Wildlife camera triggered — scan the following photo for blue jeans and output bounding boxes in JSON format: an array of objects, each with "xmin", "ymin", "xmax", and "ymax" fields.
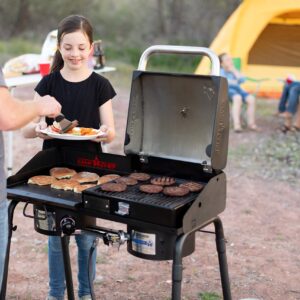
[
  {"xmin": 0, "ymin": 200, "xmax": 8, "ymax": 288},
  {"xmin": 48, "ymin": 234, "xmax": 97, "ymax": 299},
  {"xmin": 278, "ymin": 81, "xmax": 300, "ymax": 113}
]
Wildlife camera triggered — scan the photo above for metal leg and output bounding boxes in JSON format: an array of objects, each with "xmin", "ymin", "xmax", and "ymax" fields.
[
  {"xmin": 214, "ymin": 217, "xmax": 232, "ymax": 300},
  {"xmin": 0, "ymin": 200, "xmax": 19, "ymax": 300},
  {"xmin": 60, "ymin": 236, "xmax": 75, "ymax": 300},
  {"xmin": 171, "ymin": 233, "xmax": 189, "ymax": 300}
]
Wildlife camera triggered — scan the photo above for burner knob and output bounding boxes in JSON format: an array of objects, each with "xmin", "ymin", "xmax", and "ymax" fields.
[{"xmin": 60, "ymin": 216, "xmax": 76, "ymax": 235}]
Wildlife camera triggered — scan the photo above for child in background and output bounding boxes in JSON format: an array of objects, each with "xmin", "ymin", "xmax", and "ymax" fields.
[
  {"xmin": 22, "ymin": 15, "xmax": 116, "ymax": 300},
  {"xmin": 219, "ymin": 53, "xmax": 259, "ymax": 133}
]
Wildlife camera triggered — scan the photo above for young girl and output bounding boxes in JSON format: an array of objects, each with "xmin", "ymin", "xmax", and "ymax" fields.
[
  {"xmin": 22, "ymin": 15, "xmax": 116, "ymax": 300},
  {"xmin": 219, "ymin": 53, "xmax": 259, "ymax": 133}
]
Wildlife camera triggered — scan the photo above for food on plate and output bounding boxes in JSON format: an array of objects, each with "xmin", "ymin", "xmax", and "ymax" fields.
[
  {"xmin": 72, "ymin": 171, "xmax": 99, "ymax": 184},
  {"xmin": 129, "ymin": 172, "xmax": 151, "ymax": 181},
  {"xmin": 179, "ymin": 181, "xmax": 204, "ymax": 192},
  {"xmin": 163, "ymin": 186, "xmax": 190, "ymax": 197},
  {"xmin": 49, "ymin": 167, "xmax": 77, "ymax": 179},
  {"xmin": 51, "ymin": 179, "xmax": 78, "ymax": 191},
  {"xmin": 28, "ymin": 175, "xmax": 55, "ymax": 186},
  {"xmin": 50, "ymin": 122, "xmax": 99, "ymax": 136},
  {"xmin": 100, "ymin": 182, "xmax": 127, "ymax": 192},
  {"xmin": 115, "ymin": 176, "xmax": 138, "ymax": 186},
  {"xmin": 139, "ymin": 184, "xmax": 163, "ymax": 194},
  {"xmin": 150, "ymin": 176, "xmax": 176, "ymax": 186},
  {"xmin": 73, "ymin": 183, "xmax": 96, "ymax": 193},
  {"xmin": 98, "ymin": 174, "xmax": 121, "ymax": 184}
]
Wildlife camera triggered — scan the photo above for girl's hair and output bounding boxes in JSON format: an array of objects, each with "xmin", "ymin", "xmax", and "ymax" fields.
[{"xmin": 51, "ymin": 15, "xmax": 93, "ymax": 72}]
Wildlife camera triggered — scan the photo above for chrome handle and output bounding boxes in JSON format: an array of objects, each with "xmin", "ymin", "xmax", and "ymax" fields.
[{"xmin": 137, "ymin": 45, "xmax": 220, "ymax": 75}]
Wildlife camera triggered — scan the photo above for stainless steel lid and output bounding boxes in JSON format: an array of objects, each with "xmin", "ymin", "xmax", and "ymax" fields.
[{"xmin": 125, "ymin": 46, "xmax": 229, "ymax": 171}]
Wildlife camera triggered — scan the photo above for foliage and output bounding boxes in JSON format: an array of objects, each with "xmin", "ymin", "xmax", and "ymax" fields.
[
  {"xmin": 198, "ymin": 291, "xmax": 221, "ymax": 300},
  {"xmin": 0, "ymin": 0, "xmax": 241, "ymax": 48}
]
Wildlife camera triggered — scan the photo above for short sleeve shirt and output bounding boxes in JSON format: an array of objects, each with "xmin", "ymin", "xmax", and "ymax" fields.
[{"xmin": 35, "ymin": 71, "xmax": 116, "ymax": 153}]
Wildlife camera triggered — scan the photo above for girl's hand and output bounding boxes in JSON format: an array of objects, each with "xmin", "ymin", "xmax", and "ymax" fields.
[
  {"xmin": 92, "ymin": 125, "xmax": 109, "ymax": 143},
  {"xmin": 35, "ymin": 121, "xmax": 52, "ymax": 140}
]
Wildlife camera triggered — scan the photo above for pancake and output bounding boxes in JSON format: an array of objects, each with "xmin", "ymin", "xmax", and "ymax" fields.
[
  {"xmin": 73, "ymin": 183, "xmax": 96, "ymax": 193},
  {"xmin": 50, "ymin": 167, "xmax": 77, "ymax": 179},
  {"xmin": 72, "ymin": 171, "xmax": 99, "ymax": 184},
  {"xmin": 51, "ymin": 179, "xmax": 78, "ymax": 191},
  {"xmin": 28, "ymin": 175, "xmax": 54, "ymax": 186},
  {"xmin": 98, "ymin": 174, "xmax": 121, "ymax": 184}
]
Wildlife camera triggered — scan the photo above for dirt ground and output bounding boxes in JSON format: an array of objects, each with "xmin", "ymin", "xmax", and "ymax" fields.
[{"xmin": 3, "ymin": 84, "xmax": 300, "ymax": 300}]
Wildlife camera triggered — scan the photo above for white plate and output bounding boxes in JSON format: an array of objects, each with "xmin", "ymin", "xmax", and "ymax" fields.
[{"xmin": 40, "ymin": 127, "xmax": 104, "ymax": 140}]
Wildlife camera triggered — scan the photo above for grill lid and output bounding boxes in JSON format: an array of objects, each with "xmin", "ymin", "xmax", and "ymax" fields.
[{"xmin": 124, "ymin": 46, "xmax": 229, "ymax": 171}]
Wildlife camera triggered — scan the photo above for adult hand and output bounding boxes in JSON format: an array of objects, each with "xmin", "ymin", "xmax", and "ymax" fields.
[{"xmin": 37, "ymin": 95, "xmax": 61, "ymax": 118}]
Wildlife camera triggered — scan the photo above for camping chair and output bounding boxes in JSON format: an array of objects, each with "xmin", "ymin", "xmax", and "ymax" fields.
[{"xmin": 230, "ymin": 57, "xmax": 269, "ymax": 128}]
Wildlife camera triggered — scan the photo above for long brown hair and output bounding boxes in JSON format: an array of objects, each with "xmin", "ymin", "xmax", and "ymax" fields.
[{"xmin": 51, "ymin": 15, "xmax": 93, "ymax": 73}]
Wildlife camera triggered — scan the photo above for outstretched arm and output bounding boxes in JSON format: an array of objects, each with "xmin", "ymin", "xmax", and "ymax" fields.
[{"xmin": 0, "ymin": 87, "xmax": 61, "ymax": 131}]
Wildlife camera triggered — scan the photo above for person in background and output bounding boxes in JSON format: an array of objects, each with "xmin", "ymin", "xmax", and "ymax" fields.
[
  {"xmin": 277, "ymin": 78, "xmax": 300, "ymax": 132},
  {"xmin": 219, "ymin": 53, "xmax": 259, "ymax": 133},
  {"xmin": 22, "ymin": 15, "xmax": 116, "ymax": 300},
  {"xmin": 0, "ymin": 67, "xmax": 61, "ymax": 289}
]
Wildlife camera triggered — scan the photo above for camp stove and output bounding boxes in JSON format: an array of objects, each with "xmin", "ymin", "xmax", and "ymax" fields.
[{"xmin": 2, "ymin": 45, "xmax": 232, "ymax": 300}]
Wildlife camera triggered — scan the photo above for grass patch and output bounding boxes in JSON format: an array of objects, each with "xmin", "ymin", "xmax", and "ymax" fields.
[{"xmin": 198, "ymin": 291, "xmax": 221, "ymax": 300}]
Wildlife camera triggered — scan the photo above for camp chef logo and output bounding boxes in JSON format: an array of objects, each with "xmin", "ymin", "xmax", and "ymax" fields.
[{"xmin": 77, "ymin": 156, "xmax": 117, "ymax": 169}]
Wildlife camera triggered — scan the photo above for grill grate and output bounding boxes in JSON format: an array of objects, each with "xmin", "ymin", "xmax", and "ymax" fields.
[{"xmin": 88, "ymin": 178, "xmax": 203, "ymax": 210}]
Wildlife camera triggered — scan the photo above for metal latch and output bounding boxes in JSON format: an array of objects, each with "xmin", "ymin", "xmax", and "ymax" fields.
[
  {"xmin": 139, "ymin": 152, "xmax": 149, "ymax": 163},
  {"xmin": 202, "ymin": 161, "xmax": 213, "ymax": 173}
]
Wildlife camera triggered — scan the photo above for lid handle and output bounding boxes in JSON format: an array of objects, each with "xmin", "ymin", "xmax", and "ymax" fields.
[{"xmin": 137, "ymin": 45, "xmax": 220, "ymax": 75}]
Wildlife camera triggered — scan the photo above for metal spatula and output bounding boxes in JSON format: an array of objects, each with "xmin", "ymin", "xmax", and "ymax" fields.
[{"xmin": 54, "ymin": 114, "xmax": 78, "ymax": 133}]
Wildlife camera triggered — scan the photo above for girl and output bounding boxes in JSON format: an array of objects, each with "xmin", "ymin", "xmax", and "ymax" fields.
[
  {"xmin": 219, "ymin": 53, "xmax": 259, "ymax": 133},
  {"xmin": 22, "ymin": 15, "xmax": 116, "ymax": 300}
]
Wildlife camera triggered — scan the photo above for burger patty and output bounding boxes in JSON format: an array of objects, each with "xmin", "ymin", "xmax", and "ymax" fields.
[
  {"xmin": 139, "ymin": 184, "xmax": 163, "ymax": 194},
  {"xmin": 179, "ymin": 181, "xmax": 204, "ymax": 192},
  {"xmin": 163, "ymin": 186, "xmax": 190, "ymax": 197},
  {"xmin": 151, "ymin": 176, "xmax": 176, "ymax": 186},
  {"xmin": 50, "ymin": 167, "xmax": 77, "ymax": 179},
  {"xmin": 115, "ymin": 176, "xmax": 138, "ymax": 186},
  {"xmin": 98, "ymin": 174, "xmax": 121, "ymax": 184},
  {"xmin": 100, "ymin": 182, "xmax": 127, "ymax": 192},
  {"xmin": 129, "ymin": 172, "xmax": 151, "ymax": 181},
  {"xmin": 72, "ymin": 171, "xmax": 99, "ymax": 184}
]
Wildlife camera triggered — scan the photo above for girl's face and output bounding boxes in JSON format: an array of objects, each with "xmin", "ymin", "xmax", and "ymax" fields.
[
  {"xmin": 221, "ymin": 54, "xmax": 233, "ymax": 69},
  {"xmin": 59, "ymin": 30, "xmax": 92, "ymax": 70}
]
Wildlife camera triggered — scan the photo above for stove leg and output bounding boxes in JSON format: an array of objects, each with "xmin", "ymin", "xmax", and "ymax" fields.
[
  {"xmin": 214, "ymin": 217, "xmax": 232, "ymax": 300},
  {"xmin": 0, "ymin": 200, "xmax": 19, "ymax": 300},
  {"xmin": 171, "ymin": 233, "xmax": 189, "ymax": 300},
  {"xmin": 61, "ymin": 235, "xmax": 75, "ymax": 300}
]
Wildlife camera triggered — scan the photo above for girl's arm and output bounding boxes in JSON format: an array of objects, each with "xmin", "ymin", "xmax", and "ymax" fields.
[{"xmin": 99, "ymin": 99, "xmax": 115, "ymax": 143}]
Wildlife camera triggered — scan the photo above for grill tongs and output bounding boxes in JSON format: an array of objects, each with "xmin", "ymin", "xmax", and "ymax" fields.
[{"xmin": 54, "ymin": 113, "xmax": 78, "ymax": 133}]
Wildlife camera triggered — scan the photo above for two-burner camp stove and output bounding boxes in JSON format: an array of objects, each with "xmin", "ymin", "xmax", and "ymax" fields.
[{"xmin": 1, "ymin": 46, "xmax": 231, "ymax": 300}]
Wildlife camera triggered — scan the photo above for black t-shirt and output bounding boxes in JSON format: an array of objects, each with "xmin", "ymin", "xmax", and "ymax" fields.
[{"xmin": 35, "ymin": 71, "xmax": 116, "ymax": 153}]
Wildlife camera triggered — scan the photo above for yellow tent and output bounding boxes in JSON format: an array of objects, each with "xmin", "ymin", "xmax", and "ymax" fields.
[{"xmin": 195, "ymin": 0, "xmax": 300, "ymax": 98}]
